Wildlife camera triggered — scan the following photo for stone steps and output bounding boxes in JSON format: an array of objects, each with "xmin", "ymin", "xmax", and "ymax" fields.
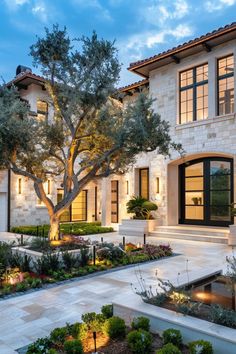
[{"xmin": 149, "ymin": 225, "xmax": 229, "ymax": 244}]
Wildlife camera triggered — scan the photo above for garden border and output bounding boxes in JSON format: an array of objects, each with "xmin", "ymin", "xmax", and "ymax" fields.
[{"xmin": 0, "ymin": 253, "xmax": 180, "ymax": 301}]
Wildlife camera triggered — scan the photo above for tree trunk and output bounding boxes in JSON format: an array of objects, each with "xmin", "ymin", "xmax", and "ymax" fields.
[{"xmin": 49, "ymin": 214, "xmax": 60, "ymax": 241}]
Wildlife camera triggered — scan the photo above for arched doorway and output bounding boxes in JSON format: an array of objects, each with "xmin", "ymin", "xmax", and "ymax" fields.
[{"xmin": 179, "ymin": 157, "xmax": 233, "ymax": 226}]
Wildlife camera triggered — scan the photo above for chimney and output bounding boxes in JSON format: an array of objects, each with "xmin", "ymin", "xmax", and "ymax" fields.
[{"xmin": 16, "ymin": 65, "xmax": 32, "ymax": 76}]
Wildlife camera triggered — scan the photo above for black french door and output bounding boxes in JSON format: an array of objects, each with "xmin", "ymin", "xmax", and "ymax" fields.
[{"xmin": 179, "ymin": 157, "xmax": 233, "ymax": 226}]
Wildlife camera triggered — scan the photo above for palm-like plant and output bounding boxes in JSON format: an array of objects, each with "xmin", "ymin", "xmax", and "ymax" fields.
[{"xmin": 126, "ymin": 196, "xmax": 158, "ymax": 219}]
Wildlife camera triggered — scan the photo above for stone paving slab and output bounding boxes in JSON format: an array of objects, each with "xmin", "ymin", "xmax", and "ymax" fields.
[{"xmin": 0, "ymin": 232, "xmax": 233, "ymax": 352}]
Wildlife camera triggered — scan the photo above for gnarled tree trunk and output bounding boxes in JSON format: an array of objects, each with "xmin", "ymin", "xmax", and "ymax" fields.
[{"xmin": 49, "ymin": 214, "xmax": 60, "ymax": 241}]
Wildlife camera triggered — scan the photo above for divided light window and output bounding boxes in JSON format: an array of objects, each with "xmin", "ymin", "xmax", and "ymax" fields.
[
  {"xmin": 179, "ymin": 64, "xmax": 208, "ymax": 124},
  {"xmin": 37, "ymin": 100, "xmax": 48, "ymax": 121},
  {"xmin": 217, "ymin": 55, "xmax": 234, "ymax": 116}
]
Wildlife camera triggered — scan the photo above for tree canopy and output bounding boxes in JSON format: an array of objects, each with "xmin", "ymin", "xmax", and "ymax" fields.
[{"xmin": 0, "ymin": 24, "xmax": 181, "ymax": 240}]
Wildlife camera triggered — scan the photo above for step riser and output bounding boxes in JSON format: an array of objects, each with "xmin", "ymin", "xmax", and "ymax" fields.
[
  {"xmin": 154, "ymin": 227, "xmax": 228, "ymax": 237},
  {"xmin": 149, "ymin": 232, "xmax": 227, "ymax": 244}
]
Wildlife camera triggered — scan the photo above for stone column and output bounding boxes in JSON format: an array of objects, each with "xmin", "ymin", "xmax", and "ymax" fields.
[{"xmin": 101, "ymin": 177, "xmax": 111, "ymax": 226}]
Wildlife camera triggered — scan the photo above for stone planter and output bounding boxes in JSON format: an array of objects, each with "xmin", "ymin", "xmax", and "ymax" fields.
[
  {"xmin": 118, "ymin": 219, "xmax": 158, "ymax": 236},
  {"xmin": 228, "ymin": 225, "xmax": 236, "ymax": 246}
]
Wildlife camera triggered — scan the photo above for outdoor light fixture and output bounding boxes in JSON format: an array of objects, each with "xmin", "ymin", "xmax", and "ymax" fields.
[
  {"xmin": 47, "ymin": 179, "xmax": 51, "ymax": 195},
  {"xmin": 156, "ymin": 177, "xmax": 160, "ymax": 193},
  {"xmin": 126, "ymin": 180, "xmax": 129, "ymax": 195},
  {"xmin": 93, "ymin": 331, "xmax": 97, "ymax": 352},
  {"xmin": 18, "ymin": 178, "xmax": 22, "ymax": 194}
]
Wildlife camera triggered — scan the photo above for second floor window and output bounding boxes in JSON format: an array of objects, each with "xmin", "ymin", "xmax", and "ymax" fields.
[
  {"xmin": 179, "ymin": 64, "xmax": 208, "ymax": 124},
  {"xmin": 37, "ymin": 100, "xmax": 48, "ymax": 121},
  {"xmin": 217, "ymin": 55, "xmax": 234, "ymax": 116}
]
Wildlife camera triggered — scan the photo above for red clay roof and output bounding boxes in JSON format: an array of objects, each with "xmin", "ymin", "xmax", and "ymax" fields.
[
  {"xmin": 128, "ymin": 22, "xmax": 236, "ymax": 72},
  {"xmin": 119, "ymin": 79, "xmax": 149, "ymax": 92},
  {"xmin": 7, "ymin": 72, "xmax": 45, "ymax": 87}
]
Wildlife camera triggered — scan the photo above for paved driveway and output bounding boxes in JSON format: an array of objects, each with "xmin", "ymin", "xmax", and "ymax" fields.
[{"xmin": 0, "ymin": 232, "xmax": 233, "ymax": 353}]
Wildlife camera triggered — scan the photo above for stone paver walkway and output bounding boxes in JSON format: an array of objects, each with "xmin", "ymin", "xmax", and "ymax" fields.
[{"xmin": 0, "ymin": 232, "xmax": 234, "ymax": 353}]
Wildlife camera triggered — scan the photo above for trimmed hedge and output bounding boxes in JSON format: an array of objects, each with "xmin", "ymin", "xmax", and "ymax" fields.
[{"xmin": 11, "ymin": 222, "xmax": 113, "ymax": 237}]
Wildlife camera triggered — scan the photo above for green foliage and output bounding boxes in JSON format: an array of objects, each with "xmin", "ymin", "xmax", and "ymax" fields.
[
  {"xmin": 103, "ymin": 316, "xmax": 126, "ymax": 339},
  {"xmin": 79, "ymin": 247, "xmax": 90, "ymax": 267},
  {"xmin": 11, "ymin": 222, "xmax": 113, "ymax": 237},
  {"xmin": 209, "ymin": 304, "xmax": 236, "ymax": 328},
  {"xmin": 26, "ymin": 337, "xmax": 52, "ymax": 354},
  {"xmin": 63, "ymin": 339, "xmax": 83, "ymax": 354},
  {"xmin": 81, "ymin": 312, "xmax": 105, "ymax": 332},
  {"xmin": 0, "ymin": 241, "xmax": 12, "ymax": 270},
  {"xmin": 162, "ymin": 328, "xmax": 183, "ymax": 348},
  {"xmin": 188, "ymin": 340, "xmax": 213, "ymax": 354},
  {"xmin": 101, "ymin": 304, "xmax": 113, "ymax": 319},
  {"xmin": 70, "ymin": 322, "xmax": 88, "ymax": 341},
  {"xmin": 127, "ymin": 329, "xmax": 152, "ymax": 354},
  {"xmin": 50, "ymin": 326, "xmax": 69, "ymax": 345},
  {"xmin": 156, "ymin": 343, "xmax": 182, "ymax": 354},
  {"xmin": 96, "ymin": 243, "xmax": 125, "ymax": 261},
  {"xmin": 33, "ymin": 251, "xmax": 61, "ymax": 275},
  {"xmin": 9, "ymin": 252, "xmax": 32, "ymax": 272},
  {"xmin": 62, "ymin": 251, "xmax": 78, "ymax": 271},
  {"xmin": 131, "ymin": 316, "xmax": 150, "ymax": 332},
  {"xmin": 126, "ymin": 196, "xmax": 158, "ymax": 219}
]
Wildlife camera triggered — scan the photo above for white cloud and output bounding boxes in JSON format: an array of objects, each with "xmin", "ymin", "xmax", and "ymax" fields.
[
  {"xmin": 205, "ymin": 0, "xmax": 236, "ymax": 12},
  {"xmin": 72, "ymin": 0, "xmax": 113, "ymax": 21},
  {"xmin": 32, "ymin": 1, "xmax": 48, "ymax": 22},
  {"xmin": 125, "ymin": 23, "xmax": 194, "ymax": 51},
  {"xmin": 3, "ymin": 0, "xmax": 29, "ymax": 10},
  {"xmin": 143, "ymin": 0, "xmax": 189, "ymax": 26}
]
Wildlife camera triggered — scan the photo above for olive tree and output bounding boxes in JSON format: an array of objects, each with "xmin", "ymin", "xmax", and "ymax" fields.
[{"xmin": 0, "ymin": 25, "xmax": 180, "ymax": 241}]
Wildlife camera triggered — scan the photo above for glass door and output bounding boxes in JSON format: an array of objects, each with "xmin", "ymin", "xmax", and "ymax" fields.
[{"xmin": 180, "ymin": 158, "xmax": 233, "ymax": 226}]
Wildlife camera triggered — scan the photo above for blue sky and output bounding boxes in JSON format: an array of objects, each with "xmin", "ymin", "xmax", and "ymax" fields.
[{"xmin": 1, "ymin": 0, "xmax": 236, "ymax": 87}]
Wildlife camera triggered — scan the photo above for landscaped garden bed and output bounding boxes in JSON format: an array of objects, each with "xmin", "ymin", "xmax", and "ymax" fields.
[
  {"xmin": 11, "ymin": 222, "xmax": 114, "ymax": 237},
  {"xmin": 19, "ymin": 304, "xmax": 214, "ymax": 354},
  {"xmin": 133, "ymin": 256, "xmax": 236, "ymax": 329},
  {"xmin": 0, "ymin": 238, "xmax": 173, "ymax": 298}
]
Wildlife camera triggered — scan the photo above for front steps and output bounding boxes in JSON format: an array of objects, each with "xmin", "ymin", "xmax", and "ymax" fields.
[{"xmin": 149, "ymin": 225, "xmax": 229, "ymax": 244}]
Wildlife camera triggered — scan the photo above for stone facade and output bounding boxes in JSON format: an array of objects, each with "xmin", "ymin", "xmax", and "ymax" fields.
[
  {"xmin": 1, "ymin": 31, "xmax": 236, "ymax": 231},
  {"xmin": 102, "ymin": 38, "xmax": 236, "ymax": 228}
]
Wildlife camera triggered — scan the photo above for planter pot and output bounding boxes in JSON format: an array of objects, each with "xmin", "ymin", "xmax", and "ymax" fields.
[
  {"xmin": 118, "ymin": 219, "xmax": 158, "ymax": 236},
  {"xmin": 228, "ymin": 225, "xmax": 236, "ymax": 246}
]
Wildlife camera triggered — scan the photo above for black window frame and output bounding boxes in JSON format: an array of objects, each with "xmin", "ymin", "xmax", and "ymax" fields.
[
  {"xmin": 111, "ymin": 180, "xmax": 119, "ymax": 223},
  {"xmin": 57, "ymin": 189, "xmax": 88, "ymax": 222},
  {"xmin": 37, "ymin": 100, "xmax": 48, "ymax": 121},
  {"xmin": 217, "ymin": 54, "xmax": 234, "ymax": 116},
  {"xmin": 179, "ymin": 63, "xmax": 208, "ymax": 124}
]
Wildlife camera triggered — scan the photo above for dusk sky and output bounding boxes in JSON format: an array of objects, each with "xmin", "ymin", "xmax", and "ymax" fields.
[{"xmin": 1, "ymin": 0, "xmax": 236, "ymax": 87}]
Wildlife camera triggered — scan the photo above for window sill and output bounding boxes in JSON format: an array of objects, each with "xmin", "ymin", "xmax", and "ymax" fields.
[{"xmin": 175, "ymin": 113, "xmax": 235, "ymax": 130}]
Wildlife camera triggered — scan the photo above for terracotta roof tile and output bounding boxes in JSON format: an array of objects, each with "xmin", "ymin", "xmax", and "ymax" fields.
[
  {"xmin": 128, "ymin": 22, "xmax": 236, "ymax": 71},
  {"xmin": 118, "ymin": 79, "xmax": 149, "ymax": 92}
]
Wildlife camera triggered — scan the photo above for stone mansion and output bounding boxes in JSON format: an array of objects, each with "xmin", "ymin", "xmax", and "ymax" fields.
[{"xmin": 1, "ymin": 22, "xmax": 236, "ymax": 234}]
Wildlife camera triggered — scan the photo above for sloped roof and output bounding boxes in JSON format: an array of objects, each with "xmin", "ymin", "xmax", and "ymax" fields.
[
  {"xmin": 7, "ymin": 72, "xmax": 45, "ymax": 88},
  {"xmin": 128, "ymin": 22, "xmax": 236, "ymax": 77},
  {"xmin": 119, "ymin": 79, "xmax": 149, "ymax": 93}
]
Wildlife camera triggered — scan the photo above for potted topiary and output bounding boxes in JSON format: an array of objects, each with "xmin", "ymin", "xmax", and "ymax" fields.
[{"xmin": 118, "ymin": 196, "xmax": 158, "ymax": 236}]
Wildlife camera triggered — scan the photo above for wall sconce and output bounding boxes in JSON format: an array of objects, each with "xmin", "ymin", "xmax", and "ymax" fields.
[
  {"xmin": 47, "ymin": 179, "xmax": 51, "ymax": 195},
  {"xmin": 156, "ymin": 177, "xmax": 160, "ymax": 194},
  {"xmin": 126, "ymin": 180, "xmax": 129, "ymax": 195},
  {"xmin": 18, "ymin": 178, "xmax": 22, "ymax": 194}
]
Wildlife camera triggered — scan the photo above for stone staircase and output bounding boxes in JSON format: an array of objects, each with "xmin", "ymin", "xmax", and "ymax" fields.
[{"xmin": 149, "ymin": 225, "xmax": 229, "ymax": 244}]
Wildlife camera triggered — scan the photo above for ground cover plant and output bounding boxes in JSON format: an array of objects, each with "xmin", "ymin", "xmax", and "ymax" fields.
[
  {"xmin": 24, "ymin": 306, "xmax": 214, "ymax": 353},
  {"xmin": 11, "ymin": 222, "xmax": 114, "ymax": 237},
  {"xmin": 0, "ymin": 239, "xmax": 173, "ymax": 298},
  {"xmin": 133, "ymin": 257, "xmax": 236, "ymax": 329}
]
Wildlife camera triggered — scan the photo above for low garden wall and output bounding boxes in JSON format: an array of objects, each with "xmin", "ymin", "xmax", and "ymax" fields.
[{"xmin": 113, "ymin": 293, "xmax": 236, "ymax": 354}]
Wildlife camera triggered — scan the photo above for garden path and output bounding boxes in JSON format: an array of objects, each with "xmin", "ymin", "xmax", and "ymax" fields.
[{"xmin": 0, "ymin": 232, "xmax": 233, "ymax": 353}]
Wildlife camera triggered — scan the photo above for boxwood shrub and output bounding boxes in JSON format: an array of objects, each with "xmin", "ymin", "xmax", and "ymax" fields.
[
  {"xmin": 162, "ymin": 328, "xmax": 183, "ymax": 348},
  {"xmin": 188, "ymin": 339, "xmax": 213, "ymax": 354},
  {"xmin": 127, "ymin": 329, "xmax": 152, "ymax": 354}
]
